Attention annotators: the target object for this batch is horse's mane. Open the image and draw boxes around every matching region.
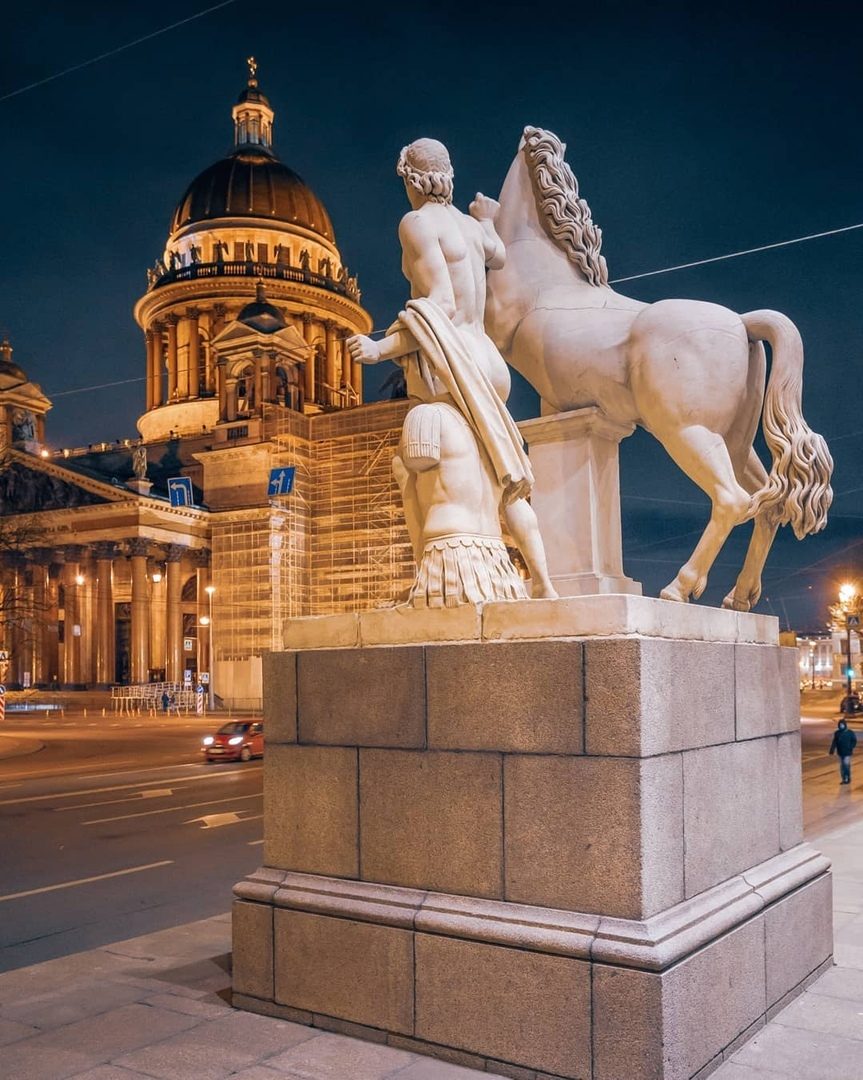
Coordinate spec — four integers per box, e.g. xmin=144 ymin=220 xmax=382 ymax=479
xmin=522 ymin=126 xmax=609 ymax=288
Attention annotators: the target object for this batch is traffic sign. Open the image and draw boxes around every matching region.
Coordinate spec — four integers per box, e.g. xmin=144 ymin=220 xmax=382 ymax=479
xmin=268 ymin=466 xmax=295 ymax=496
xmin=184 ymin=638 xmax=193 ymax=652
xmin=199 ymin=672 xmax=210 ymax=684
xmin=0 ymin=650 xmax=8 ymax=662
xmin=847 ymin=615 xmax=860 ymax=627
xmin=168 ymin=476 xmax=194 ymax=507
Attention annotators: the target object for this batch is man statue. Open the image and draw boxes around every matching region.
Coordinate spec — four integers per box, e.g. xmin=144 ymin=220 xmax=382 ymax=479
xmin=347 ymin=138 xmax=556 ymax=607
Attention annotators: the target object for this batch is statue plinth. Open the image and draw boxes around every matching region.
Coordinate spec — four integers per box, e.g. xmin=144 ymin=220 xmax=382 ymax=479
xmin=232 ymin=597 xmax=833 ymax=1079
xmin=519 ymin=407 xmax=641 ymax=597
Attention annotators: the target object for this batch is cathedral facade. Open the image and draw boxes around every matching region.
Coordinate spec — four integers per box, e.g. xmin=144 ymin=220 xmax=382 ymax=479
xmin=0 ymin=64 xmax=413 ymax=707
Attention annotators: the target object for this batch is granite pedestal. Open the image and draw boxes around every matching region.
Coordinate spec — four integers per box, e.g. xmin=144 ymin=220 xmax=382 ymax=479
xmin=232 ymin=596 xmax=833 ymax=1080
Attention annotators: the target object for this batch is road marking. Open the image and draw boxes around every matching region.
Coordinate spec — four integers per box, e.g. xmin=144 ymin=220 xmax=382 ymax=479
xmin=82 ymin=792 xmax=262 ymax=824
xmin=0 ymin=861 xmax=173 ymax=903
xmin=55 ymin=788 xmax=178 ymax=812
xmin=0 ymin=769 xmax=254 ymax=807
xmin=188 ymin=812 xmax=245 ymax=828
xmin=187 ymin=810 xmax=264 ymax=829
xmin=248 ymin=839 xmax=264 ymax=845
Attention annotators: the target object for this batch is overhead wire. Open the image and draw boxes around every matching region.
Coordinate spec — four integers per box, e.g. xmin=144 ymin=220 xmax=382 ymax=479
xmin=0 ymin=2 xmax=238 ymax=104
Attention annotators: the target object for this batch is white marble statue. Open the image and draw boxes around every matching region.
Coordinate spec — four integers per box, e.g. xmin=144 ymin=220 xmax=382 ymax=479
xmin=486 ymin=125 xmax=834 ymax=611
xmin=347 ymin=138 xmax=557 ymax=607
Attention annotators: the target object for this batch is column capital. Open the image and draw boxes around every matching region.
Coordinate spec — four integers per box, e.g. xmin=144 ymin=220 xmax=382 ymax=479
xmin=162 ymin=543 xmax=186 ymax=563
xmin=193 ymin=549 xmax=211 ymax=569
xmin=93 ymin=541 xmax=117 ymax=561
xmin=166 ymin=313 xmax=181 ymax=327
xmin=63 ymin=544 xmax=84 ymax=563
xmin=301 ymin=312 xmax=314 ymax=325
xmin=128 ymin=537 xmax=150 ymax=558
xmin=186 ymin=306 xmax=201 ymax=319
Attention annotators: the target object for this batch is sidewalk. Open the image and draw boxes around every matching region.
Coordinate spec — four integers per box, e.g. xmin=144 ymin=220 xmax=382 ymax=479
xmin=1 ymin=751 xmax=861 ymax=1078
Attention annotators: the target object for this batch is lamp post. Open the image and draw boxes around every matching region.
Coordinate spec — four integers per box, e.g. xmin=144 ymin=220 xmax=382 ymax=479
xmin=809 ymin=641 xmax=816 ymax=690
xmin=205 ymin=585 xmax=215 ymax=712
xmin=839 ymin=583 xmax=856 ymax=708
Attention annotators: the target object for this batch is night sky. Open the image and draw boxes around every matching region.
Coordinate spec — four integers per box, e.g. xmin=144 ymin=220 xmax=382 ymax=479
xmin=2 ymin=0 xmax=860 ymax=630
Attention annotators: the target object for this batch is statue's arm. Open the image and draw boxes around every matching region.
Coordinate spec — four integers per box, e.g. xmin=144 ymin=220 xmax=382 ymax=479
xmin=346 ymin=324 xmax=419 ymax=366
xmin=469 ymin=193 xmax=505 ymax=270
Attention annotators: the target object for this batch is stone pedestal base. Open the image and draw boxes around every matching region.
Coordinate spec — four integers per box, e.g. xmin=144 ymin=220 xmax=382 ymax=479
xmin=519 ymin=407 xmax=641 ymax=597
xmin=233 ymin=597 xmax=833 ymax=1080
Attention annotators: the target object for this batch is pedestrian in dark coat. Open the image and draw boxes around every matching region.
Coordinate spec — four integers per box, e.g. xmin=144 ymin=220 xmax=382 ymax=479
xmin=830 ymin=719 xmax=858 ymax=785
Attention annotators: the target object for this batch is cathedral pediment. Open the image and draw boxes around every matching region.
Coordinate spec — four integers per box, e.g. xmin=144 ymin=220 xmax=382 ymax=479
xmin=0 ymin=453 xmax=127 ymax=514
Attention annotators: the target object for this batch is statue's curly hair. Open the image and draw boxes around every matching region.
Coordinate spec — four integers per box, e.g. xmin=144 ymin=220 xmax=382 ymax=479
xmin=397 ymin=139 xmax=454 ymax=204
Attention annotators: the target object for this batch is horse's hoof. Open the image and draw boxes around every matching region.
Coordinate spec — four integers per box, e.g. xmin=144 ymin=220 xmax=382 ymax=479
xmin=722 ymin=593 xmax=751 ymax=612
xmin=660 ymin=586 xmax=689 ymax=603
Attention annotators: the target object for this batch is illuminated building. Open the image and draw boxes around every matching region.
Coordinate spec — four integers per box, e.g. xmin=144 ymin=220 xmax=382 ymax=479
xmin=0 ymin=63 xmax=413 ymax=706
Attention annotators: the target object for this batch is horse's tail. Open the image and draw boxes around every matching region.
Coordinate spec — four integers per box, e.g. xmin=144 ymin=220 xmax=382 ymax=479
xmin=742 ymin=309 xmax=833 ymax=539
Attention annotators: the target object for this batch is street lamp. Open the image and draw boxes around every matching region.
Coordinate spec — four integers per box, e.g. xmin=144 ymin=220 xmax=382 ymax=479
xmin=205 ymin=585 xmax=215 ymax=712
xmin=839 ymin=583 xmax=857 ymax=707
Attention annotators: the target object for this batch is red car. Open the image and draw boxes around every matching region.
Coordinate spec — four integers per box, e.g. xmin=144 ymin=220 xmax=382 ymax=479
xmin=202 ymin=721 xmax=264 ymax=762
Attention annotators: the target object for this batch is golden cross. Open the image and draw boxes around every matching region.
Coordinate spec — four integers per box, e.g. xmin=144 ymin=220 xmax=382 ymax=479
xmin=247 ymin=56 xmax=257 ymax=81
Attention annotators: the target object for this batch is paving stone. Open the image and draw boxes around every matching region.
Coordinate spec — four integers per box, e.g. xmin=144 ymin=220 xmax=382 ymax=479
xmin=770 ymin=988 xmax=863 ymax=1040
xmin=806 ymin=965 xmax=863 ymax=1001
xmin=113 ymin=1010 xmax=318 ymax=1080
xmin=0 ymin=977 xmax=147 ymax=1030
xmin=0 ymin=1015 xmax=39 ymax=1046
xmin=266 ymin=1030 xmax=417 ymax=1079
xmin=36 ymin=1002 xmax=199 ymax=1058
xmin=394 ymin=1058 xmax=511 ymax=1078
xmin=729 ymin=1022 xmax=863 ymax=1078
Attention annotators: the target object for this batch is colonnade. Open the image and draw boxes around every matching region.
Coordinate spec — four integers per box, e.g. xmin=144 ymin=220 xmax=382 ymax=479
xmin=0 ymin=540 xmax=211 ymax=690
xmin=144 ymin=307 xmax=363 ymax=413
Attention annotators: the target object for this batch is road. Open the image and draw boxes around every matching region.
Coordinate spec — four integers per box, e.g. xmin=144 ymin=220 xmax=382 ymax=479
xmin=0 ymin=711 xmax=263 ymax=973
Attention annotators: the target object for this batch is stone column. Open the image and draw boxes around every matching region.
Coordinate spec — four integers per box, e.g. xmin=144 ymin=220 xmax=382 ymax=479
xmin=30 ymin=552 xmax=50 ymax=687
xmin=187 ymin=309 xmax=200 ymax=397
xmin=43 ymin=556 xmax=61 ymax=688
xmin=4 ymin=557 xmax=27 ymax=687
xmin=151 ymin=324 xmax=165 ymax=408
xmin=325 ymin=321 xmax=338 ymax=406
xmin=346 ymin=340 xmax=362 ymax=403
xmin=145 ymin=330 xmax=155 ymax=411
xmin=149 ymin=561 xmax=167 ymax=680
xmin=519 ymin=407 xmax=642 ymax=597
xmin=226 ymin=377 xmax=238 ymax=422
xmin=217 ymin=361 xmax=228 ymax=420
xmin=302 ymin=314 xmax=315 ymax=403
xmin=165 ymin=544 xmax=186 ymax=684
xmin=195 ymin=550 xmax=212 ymax=687
xmin=79 ymin=550 xmax=96 ymax=686
xmin=61 ymin=546 xmax=83 ymax=688
xmin=166 ymin=316 xmax=179 ymax=401
xmin=129 ymin=538 xmax=150 ymax=684
xmin=253 ymin=349 xmax=264 ymax=414
xmin=94 ymin=542 xmax=116 ymax=687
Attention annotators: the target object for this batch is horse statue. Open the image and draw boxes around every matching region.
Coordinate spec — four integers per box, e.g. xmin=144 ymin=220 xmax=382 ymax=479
xmin=486 ymin=125 xmax=833 ymax=611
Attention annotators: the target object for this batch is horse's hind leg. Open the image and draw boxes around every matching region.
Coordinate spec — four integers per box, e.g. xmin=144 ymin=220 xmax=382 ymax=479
xmin=722 ymin=448 xmax=778 ymax=612
xmin=654 ymin=425 xmax=752 ymax=604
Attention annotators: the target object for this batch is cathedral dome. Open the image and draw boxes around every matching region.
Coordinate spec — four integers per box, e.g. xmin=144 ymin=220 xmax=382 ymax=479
xmin=169 ymin=150 xmax=334 ymax=241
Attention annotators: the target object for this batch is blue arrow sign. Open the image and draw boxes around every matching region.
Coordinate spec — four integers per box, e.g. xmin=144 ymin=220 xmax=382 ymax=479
xmin=168 ymin=477 xmax=194 ymax=507
xmin=269 ymin=467 xmax=296 ymax=496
